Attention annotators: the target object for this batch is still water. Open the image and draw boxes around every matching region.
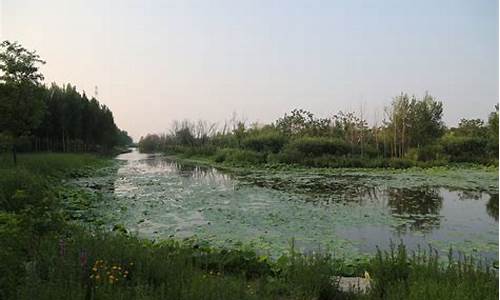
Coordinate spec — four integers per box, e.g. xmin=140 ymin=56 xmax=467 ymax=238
xmin=101 ymin=149 xmax=498 ymax=259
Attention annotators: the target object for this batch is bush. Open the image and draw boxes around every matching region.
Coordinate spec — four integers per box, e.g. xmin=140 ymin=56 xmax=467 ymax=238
xmin=286 ymin=136 xmax=351 ymax=158
xmin=441 ymin=135 xmax=489 ymax=162
xmin=386 ymin=158 xmax=415 ymax=169
xmin=242 ymin=132 xmax=287 ymax=153
xmin=215 ymin=149 xmax=267 ymax=165
xmin=182 ymin=145 xmax=217 ymax=157
xmin=407 ymin=144 xmax=446 ymax=162
xmin=0 ymin=212 xmax=26 ymax=300
xmin=0 ymin=169 xmax=47 ymax=212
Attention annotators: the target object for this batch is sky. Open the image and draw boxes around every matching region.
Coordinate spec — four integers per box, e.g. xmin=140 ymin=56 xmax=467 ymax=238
xmin=1 ymin=0 xmax=498 ymax=140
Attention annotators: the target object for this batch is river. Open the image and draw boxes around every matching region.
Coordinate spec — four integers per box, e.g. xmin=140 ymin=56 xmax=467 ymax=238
xmin=84 ymin=149 xmax=498 ymax=260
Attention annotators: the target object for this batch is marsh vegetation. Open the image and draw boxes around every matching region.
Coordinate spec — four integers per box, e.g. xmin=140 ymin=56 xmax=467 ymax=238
xmin=0 ymin=41 xmax=498 ymax=299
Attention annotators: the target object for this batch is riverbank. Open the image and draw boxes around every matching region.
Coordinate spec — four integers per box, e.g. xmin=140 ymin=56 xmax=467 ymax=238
xmin=0 ymin=153 xmax=497 ymax=299
xmin=168 ymin=154 xmax=499 ymax=193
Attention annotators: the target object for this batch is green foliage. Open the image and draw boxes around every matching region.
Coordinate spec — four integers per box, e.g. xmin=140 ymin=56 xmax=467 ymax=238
xmin=0 ymin=152 xmax=497 ymax=299
xmin=275 ymin=137 xmax=352 ymax=166
xmin=0 ymin=212 xmax=26 ymax=299
xmin=287 ymin=136 xmax=351 ymax=157
xmin=0 ymin=168 xmax=47 ymax=212
xmin=0 ymin=41 xmax=47 ymax=163
xmin=369 ymin=244 xmax=498 ymax=300
xmin=0 ymin=152 xmax=108 ymax=176
xmin=406 ymin=144 xmax=445 ymax=162
xmin=441 ymin=135 xmax=489 ymax=163
xmin=215 ymin=148 xmax=267 ymax=165
xmin=242 ymin=131 xmax=287 ymax=153
xmin=138 ymin=99 xmax=498 ymax=168
xmin=0 ymin=41 xmax=132 ymax=158
xmin=138 ymin=134 xmax=162 ymax=153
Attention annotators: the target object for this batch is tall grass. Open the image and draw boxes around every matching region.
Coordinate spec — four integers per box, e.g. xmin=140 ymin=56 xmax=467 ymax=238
xmin=368 ymin=244 xmax=498 ymax=300
xmin=0 ymin=152 xmax=109 ymax=177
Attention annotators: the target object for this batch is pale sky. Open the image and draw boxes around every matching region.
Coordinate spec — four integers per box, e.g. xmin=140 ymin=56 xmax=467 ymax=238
xmin=1 ymin=0 xmax=498 ymax=140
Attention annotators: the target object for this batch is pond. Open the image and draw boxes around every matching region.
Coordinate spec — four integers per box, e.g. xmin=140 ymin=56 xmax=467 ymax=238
xmin=84 ymin=149 xmax=499 ymax=260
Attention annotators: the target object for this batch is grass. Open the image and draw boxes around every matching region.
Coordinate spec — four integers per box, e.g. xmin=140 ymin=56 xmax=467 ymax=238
xmin=0 ymin=152 xmax=110 ymax=177
xmin=0 ymin=152 xmax=497 ymax=299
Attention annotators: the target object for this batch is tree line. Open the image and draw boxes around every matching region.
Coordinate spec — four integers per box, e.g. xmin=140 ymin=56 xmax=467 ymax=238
xmin=139 ymin=93 xmax=498 ymax=168
xmin=0 ymin=41 xmax=132 ymax=163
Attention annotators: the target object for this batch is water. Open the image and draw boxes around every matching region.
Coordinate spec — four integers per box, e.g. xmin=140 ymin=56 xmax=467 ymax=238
xmin=97 ymin=149 xmax=498 ymax=259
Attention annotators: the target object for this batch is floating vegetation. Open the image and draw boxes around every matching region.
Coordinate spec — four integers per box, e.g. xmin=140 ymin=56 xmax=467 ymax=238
xmin=66 ymin=150 xmax=499 ymax=262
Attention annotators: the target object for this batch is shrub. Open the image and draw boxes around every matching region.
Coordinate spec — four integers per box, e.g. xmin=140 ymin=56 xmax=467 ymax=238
xmin=0 ymin=169 xmax=47 ymax=212
xmin=407 ymin=144 xmax=446 ymax=162
xmin=242 ymin=132 xmax=287 ymax=153
xmin=287 ymin=136 xmax=350 ymax=157
xmin=441 ymin=135 xmax=489 ymax=162
xmin=182 ymin=145 xmax=217 ymax=157
xmin=216 ymin=149 xmax=267 ymax=165
xmin=386 ymin=158 xmax=415 ymax=169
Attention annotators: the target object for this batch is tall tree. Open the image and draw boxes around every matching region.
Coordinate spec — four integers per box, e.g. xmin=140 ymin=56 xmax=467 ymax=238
xmin=0 ymin=41 xmax=46 ymax=163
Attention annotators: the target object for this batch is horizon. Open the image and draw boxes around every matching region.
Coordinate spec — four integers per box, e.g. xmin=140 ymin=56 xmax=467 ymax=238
xmin=2 ymin=0 xmax=498 ymax=140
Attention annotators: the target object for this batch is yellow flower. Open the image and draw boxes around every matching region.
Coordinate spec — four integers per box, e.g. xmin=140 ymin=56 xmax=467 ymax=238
xmin=92 ymin=267 xmax=98 ymax=272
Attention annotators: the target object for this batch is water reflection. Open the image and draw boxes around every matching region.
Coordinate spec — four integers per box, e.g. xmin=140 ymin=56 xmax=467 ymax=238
xmin=108 ymin=150 xmax=498 ymax=259
xmin=141 ymin=154 xmax=496 ymax=232
xmin=486 ymin=194 xmax=498 ymax=221
xmin=385 ymin=187 xmax=443 ymax=232
xmin=143 ymin=155 xmax=233 ymax=186
xmin=457 ymin=190 xmax=484 ymax=200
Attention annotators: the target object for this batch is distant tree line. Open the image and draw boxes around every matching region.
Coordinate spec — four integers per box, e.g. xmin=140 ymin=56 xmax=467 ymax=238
xmin=0 ymin=41 xmax=132 ymax=162
xmin=139 ymin=93 xmax=498 ymax=168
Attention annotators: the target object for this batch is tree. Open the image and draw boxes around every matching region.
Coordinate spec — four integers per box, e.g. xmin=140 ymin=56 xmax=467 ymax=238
xmin=487 ymin=104 xmax=499 ymax=156
xmin=409 ymin=93 xmax=444 ymax=147
xmin=385 ymin=92 xmax=444 ymax=157
xmin=0 ymin=41 xmax=46 ymax=164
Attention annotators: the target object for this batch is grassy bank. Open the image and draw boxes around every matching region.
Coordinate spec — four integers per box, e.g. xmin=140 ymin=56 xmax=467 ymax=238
xmin=0 ymin=153 xmax=497 ymax=299
xmin=167 ymin=153 xmax=499 ymax=194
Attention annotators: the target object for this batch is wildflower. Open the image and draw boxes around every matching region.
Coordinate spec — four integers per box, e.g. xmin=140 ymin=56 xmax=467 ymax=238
xmin=92 ymin=267 xmax=98 ymax=272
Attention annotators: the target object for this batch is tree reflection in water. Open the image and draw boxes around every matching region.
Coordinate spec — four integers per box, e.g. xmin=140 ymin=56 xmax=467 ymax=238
xmin=386 ymin=187 xmax=443 ymax=232
xmin=486 ymin=193 xmax=498 ymax=221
